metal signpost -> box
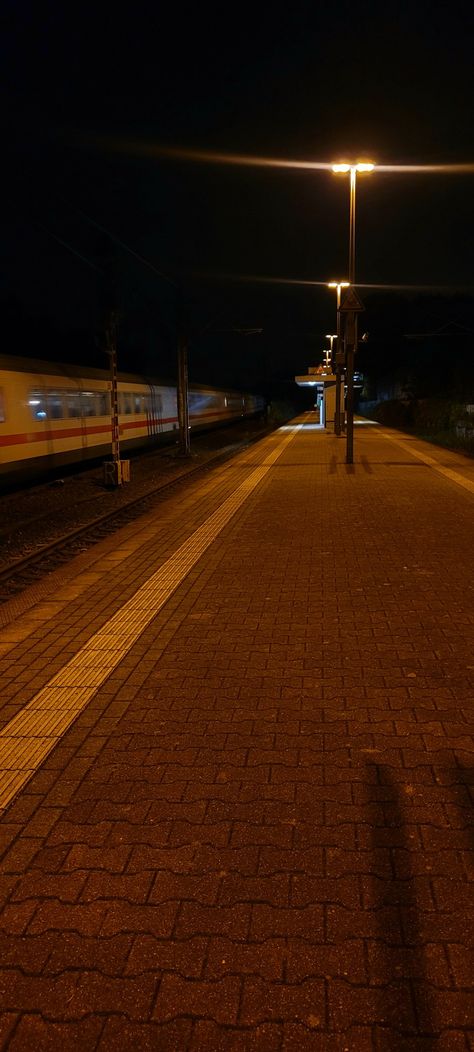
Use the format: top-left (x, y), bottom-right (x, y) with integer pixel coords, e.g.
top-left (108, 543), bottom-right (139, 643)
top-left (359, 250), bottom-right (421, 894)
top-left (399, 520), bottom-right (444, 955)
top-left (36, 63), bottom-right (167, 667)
top-left (339, 287), bottom-right (365, 465)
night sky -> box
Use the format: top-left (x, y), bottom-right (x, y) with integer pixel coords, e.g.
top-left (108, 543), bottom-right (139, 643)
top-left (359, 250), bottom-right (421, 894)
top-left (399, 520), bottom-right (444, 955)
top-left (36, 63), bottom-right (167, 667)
top-left (3, 1), bottom-right (474, 394)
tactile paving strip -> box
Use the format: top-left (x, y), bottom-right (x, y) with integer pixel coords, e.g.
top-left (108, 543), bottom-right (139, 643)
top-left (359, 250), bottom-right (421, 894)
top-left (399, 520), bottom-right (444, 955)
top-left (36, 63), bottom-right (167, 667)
top-left (0, 424), bottom-right (301, 810)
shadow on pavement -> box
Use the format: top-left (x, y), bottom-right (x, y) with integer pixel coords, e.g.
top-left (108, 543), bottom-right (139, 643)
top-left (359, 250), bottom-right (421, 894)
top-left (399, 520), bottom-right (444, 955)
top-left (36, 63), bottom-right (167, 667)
top-left (369, 764), bottom-right (438, 1047)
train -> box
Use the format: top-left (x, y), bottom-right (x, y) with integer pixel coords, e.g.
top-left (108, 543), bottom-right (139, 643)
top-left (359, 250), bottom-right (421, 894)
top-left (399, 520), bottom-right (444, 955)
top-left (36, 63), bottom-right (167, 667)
top-left (0, 355), bottom-right (266, 487)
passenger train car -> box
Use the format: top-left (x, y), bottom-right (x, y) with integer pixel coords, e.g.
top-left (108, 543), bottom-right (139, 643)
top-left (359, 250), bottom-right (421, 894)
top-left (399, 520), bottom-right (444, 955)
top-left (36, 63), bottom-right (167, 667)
top-left (0, 355), bottom-right (265, 486)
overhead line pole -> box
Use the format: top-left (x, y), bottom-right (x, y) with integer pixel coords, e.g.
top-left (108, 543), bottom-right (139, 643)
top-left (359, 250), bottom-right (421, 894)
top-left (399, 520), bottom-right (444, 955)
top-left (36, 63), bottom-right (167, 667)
top-left (177, 299), bottom-right (191, 457)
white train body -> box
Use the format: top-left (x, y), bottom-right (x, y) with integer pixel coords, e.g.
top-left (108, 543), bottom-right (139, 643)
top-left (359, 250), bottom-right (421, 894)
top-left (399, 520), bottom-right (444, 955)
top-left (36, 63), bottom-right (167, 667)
top-left (0, 356), bottom-right (264, 484)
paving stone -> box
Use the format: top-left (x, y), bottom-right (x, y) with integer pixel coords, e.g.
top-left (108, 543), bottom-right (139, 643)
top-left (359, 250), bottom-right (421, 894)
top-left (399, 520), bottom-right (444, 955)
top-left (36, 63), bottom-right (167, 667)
top-left (175, 903), bottom-right (251, 940)
top-left (67, 971), bottom-right (157, 1020)
top-left (44, 932), bottom-right (133, 975)
top-left (149, 870), bottom-right (221, 905)
top-left (100, 901), bottom-right (179, 937)
top-left (98, 1018), bottom-right (193, 1051)
top-left (285, 939), bottom-right (368, 984)
top-left (8, 1016), bottom-right (104, 1051)
top-left (152, 973), bottom-right (241, 1024)
top-left (0, 902), bottom-right (38, 934)
top-left (193, 846), bottom-right (260, 876)
top-left (366, 939), bottom-right (452, 987)
top-left (124, 934), bottom-right (207, 977)
top-left (328, 977), bottom-right (416, 1029)
top-left (446, 943), bottom-right (474, 987)
top-left (219, 874), bottom-right (289, 907)
top-left (1, 838), bottom-right (44, 873)
top-left (11, 871), bottom-right (87, 904)
top-left (240, 976), bottom-right (325, 1026)
top-left (205, 936), bottom-right (286, 981)
top-left (291, 875), bottom-right (360, 909)
top-left (250, 905), bottom-right (324, 940)
top-left (26, 901), bottom-right (108, 936)
top-left (190, 1020), bottom-right (282, 1050)
top-left (283, 1024), bottom-right (373, 1051)
top-left (63, 844), bottom-right (132, 872)
top-left (0, 969), bottom-right (81, 1017)
top-left (80, 869), bottom-right (154, 903)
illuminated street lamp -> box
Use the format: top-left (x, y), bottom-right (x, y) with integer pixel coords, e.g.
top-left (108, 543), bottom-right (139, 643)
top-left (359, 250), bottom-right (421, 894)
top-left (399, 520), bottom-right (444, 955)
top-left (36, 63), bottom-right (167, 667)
top-left (323, 346), bottom-right (332, 370)
top-left (327, 282), bottom-right (349, 435)
top-left (325, 333), bottom-right (338, 368)
top-left (332, 163), bottom-right (374, 462)
top-left (332, 163), bottom-right (375, 283)
top-left (327, 281), bottom-right (349, 302)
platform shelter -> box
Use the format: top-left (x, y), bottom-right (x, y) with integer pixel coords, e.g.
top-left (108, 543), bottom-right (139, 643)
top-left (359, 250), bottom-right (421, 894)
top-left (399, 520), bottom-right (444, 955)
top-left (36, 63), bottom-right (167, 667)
top-left (295, 365), bottom-right (340, 428)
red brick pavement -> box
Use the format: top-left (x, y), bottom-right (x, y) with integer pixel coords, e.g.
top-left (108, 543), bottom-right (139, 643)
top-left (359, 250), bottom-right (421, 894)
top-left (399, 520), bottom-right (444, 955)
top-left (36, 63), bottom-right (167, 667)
top-left (0, 418), bottom-right (473, 1050)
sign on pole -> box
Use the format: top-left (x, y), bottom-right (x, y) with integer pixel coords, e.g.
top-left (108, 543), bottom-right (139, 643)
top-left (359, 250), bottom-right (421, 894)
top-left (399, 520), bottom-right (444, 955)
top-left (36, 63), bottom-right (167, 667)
top-left (339, 288), bottom-right (365, 313)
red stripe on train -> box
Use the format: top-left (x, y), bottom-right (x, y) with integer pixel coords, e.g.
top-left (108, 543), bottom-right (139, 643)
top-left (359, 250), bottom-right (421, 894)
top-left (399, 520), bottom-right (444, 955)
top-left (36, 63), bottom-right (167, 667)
top-left (0, 408), bottom-right (243, 449)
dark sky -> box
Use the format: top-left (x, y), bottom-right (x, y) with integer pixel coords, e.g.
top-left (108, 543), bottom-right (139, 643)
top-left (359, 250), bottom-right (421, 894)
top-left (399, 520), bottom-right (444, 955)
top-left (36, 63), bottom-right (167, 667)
top-left (3, 0), bottom-right (474, 389)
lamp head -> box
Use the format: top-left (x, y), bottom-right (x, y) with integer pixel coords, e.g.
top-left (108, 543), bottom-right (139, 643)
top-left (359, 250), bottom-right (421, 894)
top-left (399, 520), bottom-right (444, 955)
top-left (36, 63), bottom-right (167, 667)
top-left (332, 162), bottom-right (375, 174)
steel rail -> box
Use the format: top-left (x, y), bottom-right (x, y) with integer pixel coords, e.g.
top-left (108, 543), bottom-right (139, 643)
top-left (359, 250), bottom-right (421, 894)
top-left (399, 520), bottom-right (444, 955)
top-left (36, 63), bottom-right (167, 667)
top-left (0, 435), bottom-right (263, 598)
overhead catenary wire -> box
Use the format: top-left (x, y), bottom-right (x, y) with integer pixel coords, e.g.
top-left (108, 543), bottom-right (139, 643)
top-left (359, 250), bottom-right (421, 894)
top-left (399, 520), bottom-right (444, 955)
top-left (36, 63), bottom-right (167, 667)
top-left (63, 202), bottom-right (178, 289)
top-left (35, 221), bottom-right (104, 274)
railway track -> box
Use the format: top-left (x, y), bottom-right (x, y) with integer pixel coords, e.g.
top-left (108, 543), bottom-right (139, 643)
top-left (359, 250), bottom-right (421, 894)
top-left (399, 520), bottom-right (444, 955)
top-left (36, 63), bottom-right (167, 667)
top-left (0, 431), bottom-right (265, 602)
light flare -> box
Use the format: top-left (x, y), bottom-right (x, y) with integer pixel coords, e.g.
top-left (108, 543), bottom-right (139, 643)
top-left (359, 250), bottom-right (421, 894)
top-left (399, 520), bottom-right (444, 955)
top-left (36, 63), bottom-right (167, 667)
top-left (194, 269), bottom-right (474, 292)
top-left (98, 138), bottom-right (331, 171)
top-left (93, 137), bottom-right (474, 175)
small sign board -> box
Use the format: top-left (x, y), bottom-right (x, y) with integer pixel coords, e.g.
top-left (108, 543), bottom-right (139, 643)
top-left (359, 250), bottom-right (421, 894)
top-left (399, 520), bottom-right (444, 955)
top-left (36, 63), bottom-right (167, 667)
top-left (340, 288), bottom-right (365, 312)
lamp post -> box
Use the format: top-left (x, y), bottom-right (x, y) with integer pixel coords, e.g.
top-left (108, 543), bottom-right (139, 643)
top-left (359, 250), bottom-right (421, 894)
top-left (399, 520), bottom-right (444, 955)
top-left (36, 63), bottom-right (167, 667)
top-left (332, 163), bottom-right (374, 283)
top-left (323, 346), bottom-right (332, 370)
top-left (332, 162), bottom-right (374, 462)
top-left (327, 282), bottom-right (349, 435)
top-left (325, 333), bottom-right (338, 369)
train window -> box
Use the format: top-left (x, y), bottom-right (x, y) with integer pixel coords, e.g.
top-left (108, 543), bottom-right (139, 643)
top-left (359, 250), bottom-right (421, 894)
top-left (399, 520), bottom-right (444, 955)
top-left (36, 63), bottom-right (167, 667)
top-left (28, 390), bottom-right (48, 420)
top-left (48, 391), bottom-right (64, 419)
top-left (121, 392), bottom-right (133, 415)
top-left (0, 388), bottom-right (4, 423)
top-left (96, 392), bottom-right (109, 416)
top-left (133, 393), bottom-right (144, 413)
top-left (81, 392), bottom-right (96, 417)
top-left (65, 391), bottom-right (81, 418)
top-left (189, 392), bottom-right (212, 410)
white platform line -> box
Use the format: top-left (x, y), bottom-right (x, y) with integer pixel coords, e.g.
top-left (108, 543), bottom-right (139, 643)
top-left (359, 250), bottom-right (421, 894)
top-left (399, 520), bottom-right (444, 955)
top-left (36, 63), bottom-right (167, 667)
top-left (378, 430), bottom-right (474, 497)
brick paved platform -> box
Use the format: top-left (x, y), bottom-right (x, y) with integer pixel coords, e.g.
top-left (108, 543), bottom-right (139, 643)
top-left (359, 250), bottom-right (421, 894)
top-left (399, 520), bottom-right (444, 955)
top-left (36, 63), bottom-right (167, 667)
top-left (0, 416), bottom-right (473, 1050)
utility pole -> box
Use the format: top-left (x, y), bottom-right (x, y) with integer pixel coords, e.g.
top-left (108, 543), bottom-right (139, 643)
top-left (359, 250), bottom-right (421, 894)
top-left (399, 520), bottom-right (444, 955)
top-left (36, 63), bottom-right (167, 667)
top-left (177, 306), bottom-right (190, 457)
top-left (345, 313), bottom-right (356, 464)
top-left (106, 311), bottom-right (121, 475)
top-left (104, 310), bottom-right (130, 485)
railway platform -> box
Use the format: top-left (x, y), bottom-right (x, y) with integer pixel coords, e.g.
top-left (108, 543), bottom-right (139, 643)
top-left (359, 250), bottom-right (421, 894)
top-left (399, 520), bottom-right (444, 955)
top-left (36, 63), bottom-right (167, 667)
top-left (0, 414), bottom-right (473, 1051)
